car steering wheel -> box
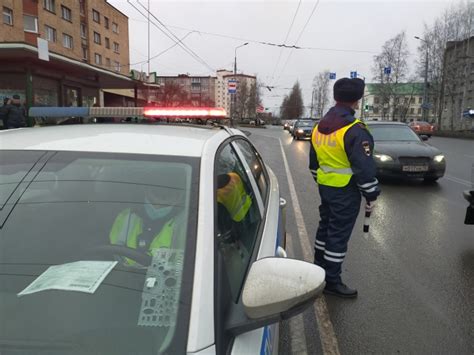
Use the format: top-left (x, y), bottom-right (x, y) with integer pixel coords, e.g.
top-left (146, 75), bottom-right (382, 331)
top-left (86, 245), bottom-right (152, 266)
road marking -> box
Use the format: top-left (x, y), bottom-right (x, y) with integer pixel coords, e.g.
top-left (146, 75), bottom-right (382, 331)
top-left (445, 175), bottom-right (471, 187)
top-left (279, 138), bottom-right (341, 355)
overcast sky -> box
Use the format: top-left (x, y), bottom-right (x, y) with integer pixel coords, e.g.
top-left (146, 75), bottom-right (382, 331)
top-left (110, 0), bottom-right (457, 114)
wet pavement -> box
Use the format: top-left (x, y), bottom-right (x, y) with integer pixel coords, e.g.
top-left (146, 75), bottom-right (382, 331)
top-left (245, 126), bottom-right (474, 354)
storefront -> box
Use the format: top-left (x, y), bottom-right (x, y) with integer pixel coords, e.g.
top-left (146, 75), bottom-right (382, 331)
top-left (0, 43), bottom-right (142, 124)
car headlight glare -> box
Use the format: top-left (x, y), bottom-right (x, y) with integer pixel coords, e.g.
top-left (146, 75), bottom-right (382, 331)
top-left (433, 155), bottom-right (445, 163)
top-left (297, 129), bottom-right (304, 133)
top-left (374, 154), bottom-right (393, 162)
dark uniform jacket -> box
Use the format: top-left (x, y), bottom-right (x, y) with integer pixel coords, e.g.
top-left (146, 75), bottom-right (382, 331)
top-left (2, 103), bottom-right (27, 128)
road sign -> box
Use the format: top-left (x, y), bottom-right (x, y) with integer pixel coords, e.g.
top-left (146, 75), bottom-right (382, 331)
top-left (384, 67), bottom-right (391, 75)
top-left (329, 72), bottom-right (336, 80)
top-left (228, 79), bottom-right (237, 94)
top-left (350, 71), bottom-right (357, 79)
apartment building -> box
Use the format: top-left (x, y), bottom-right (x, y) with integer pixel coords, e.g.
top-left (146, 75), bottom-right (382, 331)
top-left (155, 74), bottom-right (216, 107)
top-left (360, 83), bottom-right (435, 122)
top-left (0, 0), bottom-right (134, 110)
top-left (215, 69), bottom-right (257, 116)
top-left (441, 36), bottom-right (474, 131)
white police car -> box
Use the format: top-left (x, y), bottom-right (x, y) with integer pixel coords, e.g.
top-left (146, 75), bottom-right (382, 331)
top-left (0, 122), bottom-right (325, 354)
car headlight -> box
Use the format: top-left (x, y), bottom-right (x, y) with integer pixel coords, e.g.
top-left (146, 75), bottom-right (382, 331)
top-left (297, 129), bottom-right (304, 133)
top-left (433, 155), bottom-right (445, 163)
top-left (374, 154), bottom-right (393, 162)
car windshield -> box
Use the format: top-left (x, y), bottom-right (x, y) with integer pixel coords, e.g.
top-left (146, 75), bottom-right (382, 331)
top-left (369, 125), bottom-right (421, 142)
top-left (0, 151), bottom-right (198, 354)
top-left (296, 121), bottom-right (314, 127)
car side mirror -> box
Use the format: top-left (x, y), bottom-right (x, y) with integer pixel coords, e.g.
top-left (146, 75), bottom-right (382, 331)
top-left (225, 257), bottom-right (325, 336)
top-left (464, 190), bottom-right (474, 225)
top-left (421, 135), bottom-right (429, 141)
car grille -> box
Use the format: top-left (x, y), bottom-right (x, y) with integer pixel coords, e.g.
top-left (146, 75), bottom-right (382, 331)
top-left (399, 157), bottom-right (430, 165)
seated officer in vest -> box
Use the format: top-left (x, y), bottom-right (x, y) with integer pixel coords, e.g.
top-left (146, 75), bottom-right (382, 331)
top-left (309, 77), bottom-right (380, 298)
top-left (109, 185), bottom-right (185, 266)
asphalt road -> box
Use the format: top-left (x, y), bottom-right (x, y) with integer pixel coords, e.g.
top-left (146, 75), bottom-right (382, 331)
top-left (245, 126), bottom-right (474, 354)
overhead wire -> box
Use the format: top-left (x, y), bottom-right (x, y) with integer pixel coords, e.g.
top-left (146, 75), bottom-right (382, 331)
top-left (126, 0), bottom-right (214, 73)
top-left (126, 31), bottom-right (196, 68)
top-left (275, 0), bottom-right (322, 85)
top-left (134, 0), bottom-right (215, 72)
top-left (128, 18), bottom-right (375, 54)
top-left (270, 0), bottom-right (303, 82)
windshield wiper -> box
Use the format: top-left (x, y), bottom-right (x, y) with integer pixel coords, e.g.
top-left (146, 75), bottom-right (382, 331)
top-left (0, 338), bottom-right (80, 350)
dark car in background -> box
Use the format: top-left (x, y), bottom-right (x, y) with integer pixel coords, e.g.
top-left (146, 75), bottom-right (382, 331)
top-left (367, 121), bottom-right (446, 182)
top-left (292, 119), bottom-right (317, 140)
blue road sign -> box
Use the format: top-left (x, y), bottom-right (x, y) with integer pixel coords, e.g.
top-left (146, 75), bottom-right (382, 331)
top-left (350, 71), bottom-right (357, 79)
top-left (329, 72), bottom-right (336, 80)
top-left (384, 67), bottom-right (392, 75)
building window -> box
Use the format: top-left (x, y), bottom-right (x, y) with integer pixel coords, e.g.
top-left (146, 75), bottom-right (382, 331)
top-left (409, 108), bottom-right (415, 114)
top-left (417, 108), bottom-right (422, 114)
top-left (63, 33), bottom-right (73, 49)
top-left (3, 7), bottom-right (13, 26)
top-left (104, 16), bottom-right (109, 29)
top-left (191, 78), bottom-right (201, 83)
top-left (44, 25), bottom-right (56, 42)
top-left (79, 0), bottom-right (85, 16)
top-left (23, 15), bottom-right (38, 33)
top-left (373, 96), bottom-right (380, 104)
top-left (112, 22), bottom-right (119, 33)
top-left (93, 31), bottom-right (101, 44)
top-left (113, 42), bottom-right (119, 53)
top-left (418, 97), bottom-right (422, 104)
top-left (106, 58), bottom-right (111, 67)
top-left (373, 107), bottom-right (379, 114)
top-left (44, 0), bottom-right (55, 13)
top-left (113, 61), bottom-right (120, 72)
top-left (61, 5), bottom-right (72, 22)
top-left (80, 23), bottom-right (87, 38)
top-left (82, 46), bottom-right (88, 60)
top-left (105, 37), bottom-right (110, 49)
top-left (95, 53), bottom-right (102, 65)
top-left (92, 9), bottom-right (100, 23)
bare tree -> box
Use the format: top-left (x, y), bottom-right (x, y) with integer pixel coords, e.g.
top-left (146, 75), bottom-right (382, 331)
top-left (157, 82), bottom-right (190, 107)
top-left (312, 70), bottom-right (331, 118)
top-left (371, 31), bottom-right (411, 120)
top-left (236, 80), bottom-right (249, 121)
top-left (416, 0), bottom-right (473, 128)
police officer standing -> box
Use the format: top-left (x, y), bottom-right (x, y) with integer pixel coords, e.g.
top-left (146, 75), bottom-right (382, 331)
top-left (309, 77), bottom-right (380, 298)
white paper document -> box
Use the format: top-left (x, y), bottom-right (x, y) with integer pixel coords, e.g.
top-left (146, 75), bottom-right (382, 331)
top-left (18, 261), bottom-right (118, 296)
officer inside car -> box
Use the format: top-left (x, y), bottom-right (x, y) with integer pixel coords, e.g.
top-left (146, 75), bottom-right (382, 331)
top-left (309, 77), bottom-right (380, 298)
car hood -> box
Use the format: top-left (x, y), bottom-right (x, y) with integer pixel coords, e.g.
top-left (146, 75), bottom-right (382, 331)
top-left (374, 141), bottom-right (441, 157)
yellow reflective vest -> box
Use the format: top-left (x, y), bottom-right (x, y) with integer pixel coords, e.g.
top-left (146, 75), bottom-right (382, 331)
top-left (311, 120), bottom-right (362, 187)
top-left (109, 208), bottom-right (174, 265)
top-left (217, 172), bottom-right (252, 222)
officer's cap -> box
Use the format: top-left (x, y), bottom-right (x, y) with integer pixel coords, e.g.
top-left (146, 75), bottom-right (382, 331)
top-left (333, 78), bottom-right (365, 103)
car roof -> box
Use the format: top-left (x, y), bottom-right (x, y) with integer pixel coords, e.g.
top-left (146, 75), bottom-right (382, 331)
top-left (366, 121), bottom-right (408, 126)
top-left (0, 124), bottom-right (233, 157)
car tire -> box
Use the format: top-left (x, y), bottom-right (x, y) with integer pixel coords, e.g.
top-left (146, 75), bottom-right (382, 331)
top-left (424, 177), bottom-right (439, 183)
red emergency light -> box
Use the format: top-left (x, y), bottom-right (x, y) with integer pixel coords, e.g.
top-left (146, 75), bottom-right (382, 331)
top-left (143, 107), bottom-right (227, 118)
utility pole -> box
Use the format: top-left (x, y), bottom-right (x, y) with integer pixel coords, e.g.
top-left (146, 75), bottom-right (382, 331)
top-left (310, 88), bottom-right (315, 118)
top-left (231, 43), bottom-right (248, 127)
top-left (415, 36), bottom-right (429, 122)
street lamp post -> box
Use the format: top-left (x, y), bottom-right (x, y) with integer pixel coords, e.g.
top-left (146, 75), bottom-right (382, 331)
top-left (231, 42), bottom-right (248, 127)
top-left (415, 36), bottom-right (429, 121)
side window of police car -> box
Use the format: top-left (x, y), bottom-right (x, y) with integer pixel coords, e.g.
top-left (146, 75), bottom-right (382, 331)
top-left (215, 143), bottom-right (262, 302)
top-left (233, 139), bottom-right (268, 203)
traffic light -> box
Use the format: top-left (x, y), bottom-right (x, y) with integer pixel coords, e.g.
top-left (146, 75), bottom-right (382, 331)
top-left (364, 104), bottom-right (369, 112)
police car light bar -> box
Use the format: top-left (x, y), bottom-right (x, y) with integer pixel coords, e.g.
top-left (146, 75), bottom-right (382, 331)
top-left (143, 107), bottom-right (227, 118)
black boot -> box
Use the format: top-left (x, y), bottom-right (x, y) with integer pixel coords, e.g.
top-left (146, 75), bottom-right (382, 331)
top-left (323, 282), bottom-right (358, 298)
